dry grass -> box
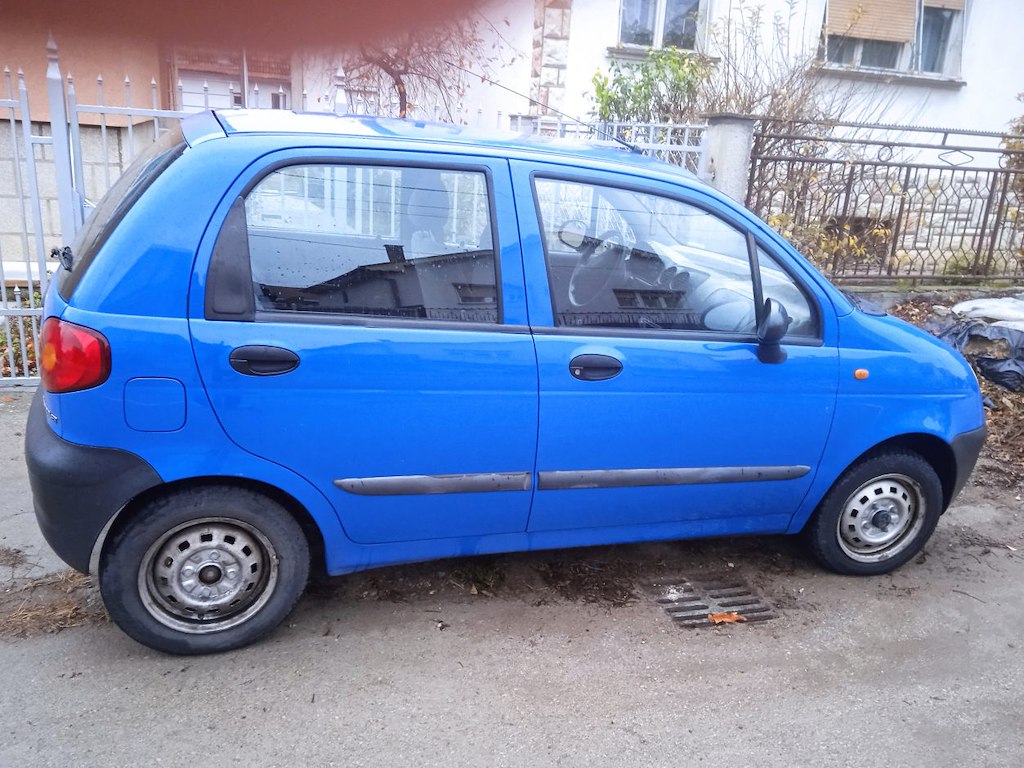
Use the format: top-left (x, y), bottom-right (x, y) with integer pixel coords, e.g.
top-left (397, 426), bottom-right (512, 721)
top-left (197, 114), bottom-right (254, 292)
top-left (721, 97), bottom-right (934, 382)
top-left (0, 570), bottom-right (108, 638)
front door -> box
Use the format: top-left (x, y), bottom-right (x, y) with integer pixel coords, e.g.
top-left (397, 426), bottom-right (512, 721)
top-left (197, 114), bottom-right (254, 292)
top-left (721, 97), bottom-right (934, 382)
top-left (512, 164), bottom-right (839, 535)
top-left (190, 152), bottom-right (537, 544)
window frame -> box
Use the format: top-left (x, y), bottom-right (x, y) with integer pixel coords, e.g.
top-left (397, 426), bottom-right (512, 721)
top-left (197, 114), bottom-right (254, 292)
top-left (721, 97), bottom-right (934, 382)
top-left (528, 171), bottom-right (822, 346)
top-left (205, 156), bottom-right (509, 331)
top-left (618, 0), bottom-right (702, 51)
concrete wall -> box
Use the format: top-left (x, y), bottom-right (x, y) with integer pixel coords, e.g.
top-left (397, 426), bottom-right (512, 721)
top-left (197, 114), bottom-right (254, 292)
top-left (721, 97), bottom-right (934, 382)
top-left (0, 21), bottom-right (167, 124)
top-left (0, 120), bottom-right (154, 267)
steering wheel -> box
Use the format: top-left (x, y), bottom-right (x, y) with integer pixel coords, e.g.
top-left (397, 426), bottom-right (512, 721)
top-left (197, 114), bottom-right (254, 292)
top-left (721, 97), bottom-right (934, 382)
top-left (568, 229), bottom-right (628, 308)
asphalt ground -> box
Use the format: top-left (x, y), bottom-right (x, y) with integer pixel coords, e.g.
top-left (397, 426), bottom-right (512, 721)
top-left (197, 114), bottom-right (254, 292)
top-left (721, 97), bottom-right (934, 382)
top-left (2, 388), bottom-right (1022, 767)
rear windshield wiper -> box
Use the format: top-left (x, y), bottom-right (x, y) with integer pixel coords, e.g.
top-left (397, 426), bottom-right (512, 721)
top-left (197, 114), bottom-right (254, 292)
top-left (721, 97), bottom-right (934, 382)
top-left (51, 245), bottom-right (74, 272)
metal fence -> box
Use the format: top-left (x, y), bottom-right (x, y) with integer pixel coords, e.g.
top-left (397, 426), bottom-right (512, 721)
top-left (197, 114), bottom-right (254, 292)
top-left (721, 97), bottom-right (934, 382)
top-left (512, 115), bottom-right (707, 175)
top-left (1, 67), bottom-right (49, 383)
top-left (747, 120), bottom-right (1024, 283)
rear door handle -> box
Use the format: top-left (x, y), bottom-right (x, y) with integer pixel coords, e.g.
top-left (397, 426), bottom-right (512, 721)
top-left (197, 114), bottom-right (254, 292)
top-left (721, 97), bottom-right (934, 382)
top-left (229, 345), bottom-right (300, 376)
top-left (569, 354), bottom-right (623, 381)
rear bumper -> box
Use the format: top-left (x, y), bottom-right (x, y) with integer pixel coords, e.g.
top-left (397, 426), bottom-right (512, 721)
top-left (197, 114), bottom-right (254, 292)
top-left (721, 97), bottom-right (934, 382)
top-left (949, 423), bottom-right (987, 504)
top-left (25, 389), bottom-right (161, 572)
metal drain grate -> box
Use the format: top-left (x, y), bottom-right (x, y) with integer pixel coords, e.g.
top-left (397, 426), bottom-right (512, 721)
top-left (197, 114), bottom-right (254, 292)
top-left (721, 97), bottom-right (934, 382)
top-left (646, 576), bottom-right (777, 627)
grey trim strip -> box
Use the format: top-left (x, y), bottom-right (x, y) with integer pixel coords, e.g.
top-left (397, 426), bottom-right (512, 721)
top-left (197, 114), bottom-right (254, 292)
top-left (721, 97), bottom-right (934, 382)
top-left (537, 465), bottom-right (810, 491)
top-left (335, 471), bottom-right (533, 496)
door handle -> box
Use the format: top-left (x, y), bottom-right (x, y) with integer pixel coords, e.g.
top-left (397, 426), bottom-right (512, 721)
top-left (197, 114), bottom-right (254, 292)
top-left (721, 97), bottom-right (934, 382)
top-left (569, 354), bottom-right (622, 382)
top-left (229, 345), bottom-right (300, 376)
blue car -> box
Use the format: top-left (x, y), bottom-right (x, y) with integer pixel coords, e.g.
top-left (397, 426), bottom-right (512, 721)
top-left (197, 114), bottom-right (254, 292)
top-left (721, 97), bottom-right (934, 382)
top-left (26, 111), bottom-right (986, 654)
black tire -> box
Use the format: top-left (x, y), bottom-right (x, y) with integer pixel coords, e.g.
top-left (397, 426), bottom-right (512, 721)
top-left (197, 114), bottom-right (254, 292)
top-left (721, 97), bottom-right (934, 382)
top-left (100, 486), bottom-right (310, 655)
top-left (804, 451), bottom-right (943, 576)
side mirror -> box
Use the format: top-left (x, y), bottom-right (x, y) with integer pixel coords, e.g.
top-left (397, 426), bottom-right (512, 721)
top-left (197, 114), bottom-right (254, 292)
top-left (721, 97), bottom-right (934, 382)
top-left (756, 299), bottom-right (791, 364)
top-left (558, 220), bottom-right (587, 250)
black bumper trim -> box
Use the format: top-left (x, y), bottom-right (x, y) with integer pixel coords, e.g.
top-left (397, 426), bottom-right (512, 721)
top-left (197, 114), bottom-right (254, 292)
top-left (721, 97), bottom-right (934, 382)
top-left (25, 389), bottom-right (162, 572)
top-left (950, 423), bottom-right (987, 504)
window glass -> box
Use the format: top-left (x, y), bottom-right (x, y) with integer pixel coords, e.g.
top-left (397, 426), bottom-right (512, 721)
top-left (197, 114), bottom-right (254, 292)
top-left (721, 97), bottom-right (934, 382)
top-left (826, 35), bottom-right (854, 64)
top-left (245, 165), bottom-right (497, 322)
top-left (663, 0), bottom-right (700, 49)
top-left (758, 248), bottom-right (816, 338)
top-left (920, 7), bottom-right (954, 73)
top-left (620, 0), bottom-right (657, 46)
top-left (534, 178), bottom-right (816, 338)
top-left (59, 125), bottom-right (186, 301)
top-left (860, 39), bottom-right (900, 68)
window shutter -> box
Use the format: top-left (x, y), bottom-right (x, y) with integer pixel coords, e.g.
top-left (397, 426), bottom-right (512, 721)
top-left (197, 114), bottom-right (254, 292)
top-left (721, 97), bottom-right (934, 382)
top-left (826, 0), bottom-right (917, 43)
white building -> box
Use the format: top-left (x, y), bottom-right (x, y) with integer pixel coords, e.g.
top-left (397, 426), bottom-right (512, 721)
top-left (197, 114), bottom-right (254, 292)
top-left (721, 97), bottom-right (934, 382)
top-left (436, 0), bottom-right (1022, 133)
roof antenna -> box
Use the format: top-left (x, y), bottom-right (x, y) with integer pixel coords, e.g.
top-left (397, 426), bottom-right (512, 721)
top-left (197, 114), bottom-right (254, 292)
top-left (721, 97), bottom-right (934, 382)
top-left (442, 60), bottom-right (642, 154)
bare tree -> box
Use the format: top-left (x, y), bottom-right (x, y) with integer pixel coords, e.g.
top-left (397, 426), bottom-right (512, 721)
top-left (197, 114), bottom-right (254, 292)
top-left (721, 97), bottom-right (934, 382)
top-left (335, 16), bottom-right (519, 120)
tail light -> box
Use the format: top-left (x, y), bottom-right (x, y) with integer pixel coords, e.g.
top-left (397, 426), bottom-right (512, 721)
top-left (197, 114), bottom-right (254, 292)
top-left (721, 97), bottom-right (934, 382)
top-left (40, 317), bottom-right (111, 394)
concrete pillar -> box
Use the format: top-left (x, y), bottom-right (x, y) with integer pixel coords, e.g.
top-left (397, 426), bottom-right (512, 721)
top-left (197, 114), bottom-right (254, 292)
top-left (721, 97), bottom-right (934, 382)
top-left (703, 113), bottom-right (756, 204)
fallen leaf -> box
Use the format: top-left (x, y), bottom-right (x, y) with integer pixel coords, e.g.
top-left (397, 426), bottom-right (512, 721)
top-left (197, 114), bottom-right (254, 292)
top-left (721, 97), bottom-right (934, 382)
top-left (708, 612), bottom-right (746, 624)
top-left (1, 396), bottom-right (14, 403)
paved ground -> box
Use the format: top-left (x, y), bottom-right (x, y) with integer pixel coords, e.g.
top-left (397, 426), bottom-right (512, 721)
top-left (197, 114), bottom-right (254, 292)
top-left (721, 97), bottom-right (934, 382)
top-left (2, 388), bottom-right (1023, 767)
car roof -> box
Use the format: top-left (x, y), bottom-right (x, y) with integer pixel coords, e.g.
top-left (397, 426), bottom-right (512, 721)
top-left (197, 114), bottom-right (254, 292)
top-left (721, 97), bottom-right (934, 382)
top-left (186, 109), bottom-right (701, 183)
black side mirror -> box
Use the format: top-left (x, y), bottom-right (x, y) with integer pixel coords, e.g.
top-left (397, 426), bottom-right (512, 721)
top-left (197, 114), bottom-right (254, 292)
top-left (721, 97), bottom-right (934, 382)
top-left (757, 299), bottom-right (791, 364)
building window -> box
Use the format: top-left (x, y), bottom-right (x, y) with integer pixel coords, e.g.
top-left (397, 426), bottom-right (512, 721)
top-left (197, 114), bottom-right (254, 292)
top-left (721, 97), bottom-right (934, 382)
top-left (823, 0), bottom-right (965, 77)
top-left (619, 0), bottom-right (701, 49)
top-left (271, 91), bottom-right (287, 110)
top-left (826, 36), bottom-right (902, 69)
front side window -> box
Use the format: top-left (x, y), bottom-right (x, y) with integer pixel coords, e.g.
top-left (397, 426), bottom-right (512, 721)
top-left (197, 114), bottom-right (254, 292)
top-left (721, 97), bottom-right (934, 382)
top-left (620, 0), bottom-right (700, 49)
top-left (534, 177), bottom-right (816, 338)
top-left (244, 164), bottom-right (497, 323)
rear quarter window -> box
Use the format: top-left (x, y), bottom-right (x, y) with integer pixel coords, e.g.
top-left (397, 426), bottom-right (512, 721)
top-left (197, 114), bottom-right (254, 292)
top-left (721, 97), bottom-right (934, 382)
top-left (57, 125), bottom-right (187, 301)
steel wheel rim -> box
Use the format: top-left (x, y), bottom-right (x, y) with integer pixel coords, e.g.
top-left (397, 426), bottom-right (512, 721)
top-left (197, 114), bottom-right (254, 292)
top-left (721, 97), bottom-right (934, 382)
top-left (138, 517), bottom-right (279, 634)
top-left (836, 473), bottom-right (926, 563)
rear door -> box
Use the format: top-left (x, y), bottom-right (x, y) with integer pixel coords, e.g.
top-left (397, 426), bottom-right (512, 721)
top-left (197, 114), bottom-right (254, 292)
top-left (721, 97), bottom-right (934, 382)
top-left (511, 162), bottom-right (839, 534)
top-left (190, 151), bottom-right (538, 544)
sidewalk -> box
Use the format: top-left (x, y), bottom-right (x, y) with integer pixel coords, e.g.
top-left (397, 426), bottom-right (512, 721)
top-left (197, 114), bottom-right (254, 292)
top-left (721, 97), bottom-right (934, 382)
top-left (0, 388), bottom-right (63, 578)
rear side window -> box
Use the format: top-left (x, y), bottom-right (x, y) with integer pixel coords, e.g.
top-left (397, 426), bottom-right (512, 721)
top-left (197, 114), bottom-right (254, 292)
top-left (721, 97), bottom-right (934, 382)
top-left (58, 125), bottom-right (186, 300)
top-left (240, 164), bottom-right (497, 324)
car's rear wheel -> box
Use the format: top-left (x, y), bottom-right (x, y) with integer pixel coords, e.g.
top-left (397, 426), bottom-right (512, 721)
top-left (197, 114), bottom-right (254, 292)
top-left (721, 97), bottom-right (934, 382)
top-left (100, 486), bottom-right (309, 654)
top-left (804, 451), bottom-right (943, 575)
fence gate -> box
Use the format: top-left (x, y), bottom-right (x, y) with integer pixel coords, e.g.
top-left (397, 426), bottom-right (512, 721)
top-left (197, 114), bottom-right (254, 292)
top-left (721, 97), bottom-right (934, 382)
top-left (1, 67), bottom-right (49, 384)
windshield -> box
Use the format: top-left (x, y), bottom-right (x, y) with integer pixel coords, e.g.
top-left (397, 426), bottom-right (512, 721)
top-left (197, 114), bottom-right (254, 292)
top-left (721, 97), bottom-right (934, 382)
top-left (58, 124), bottom-right (187, 300)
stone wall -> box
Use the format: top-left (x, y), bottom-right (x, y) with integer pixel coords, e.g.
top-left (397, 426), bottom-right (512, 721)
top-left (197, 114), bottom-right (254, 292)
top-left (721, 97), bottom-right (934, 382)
top-left (529, 0), bottom-right (573, 115)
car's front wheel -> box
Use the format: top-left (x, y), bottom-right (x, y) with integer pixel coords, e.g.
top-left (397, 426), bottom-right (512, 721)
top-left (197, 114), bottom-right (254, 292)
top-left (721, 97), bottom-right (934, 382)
top-left (100, 486), bottom-right (310, 654)
top-left (804, 451), bottom-right (944, 575)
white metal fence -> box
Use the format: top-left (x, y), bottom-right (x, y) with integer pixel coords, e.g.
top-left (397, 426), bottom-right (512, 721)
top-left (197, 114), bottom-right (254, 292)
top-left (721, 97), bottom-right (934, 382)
top-left (1, 67), bottom-right (49, 383)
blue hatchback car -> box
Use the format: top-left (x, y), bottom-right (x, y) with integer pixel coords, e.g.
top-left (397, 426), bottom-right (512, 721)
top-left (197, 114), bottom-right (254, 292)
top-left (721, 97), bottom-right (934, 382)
top-left (27, 110), bottom-right (986, 654)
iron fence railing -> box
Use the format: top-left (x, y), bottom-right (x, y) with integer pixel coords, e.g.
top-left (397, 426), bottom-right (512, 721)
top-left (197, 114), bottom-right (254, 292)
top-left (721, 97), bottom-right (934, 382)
top-left (747, 120), bottom-right (1024, 283)
top-left (511, 115), bottom-right (708, 176)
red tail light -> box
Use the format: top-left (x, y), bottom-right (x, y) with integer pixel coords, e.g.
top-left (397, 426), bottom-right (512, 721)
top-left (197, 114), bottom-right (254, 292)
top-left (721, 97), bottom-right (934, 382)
top-left (40, 317), bottom-right (111, 394)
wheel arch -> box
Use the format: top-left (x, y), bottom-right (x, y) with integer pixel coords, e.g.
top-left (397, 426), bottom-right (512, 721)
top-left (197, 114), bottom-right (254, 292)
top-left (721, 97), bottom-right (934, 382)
top-left (799, 432), bottom-right (957, 535)
top-left (857, 433), bottom-right (957, 511)
top-left (91, 476), bottom-right (327, 579)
